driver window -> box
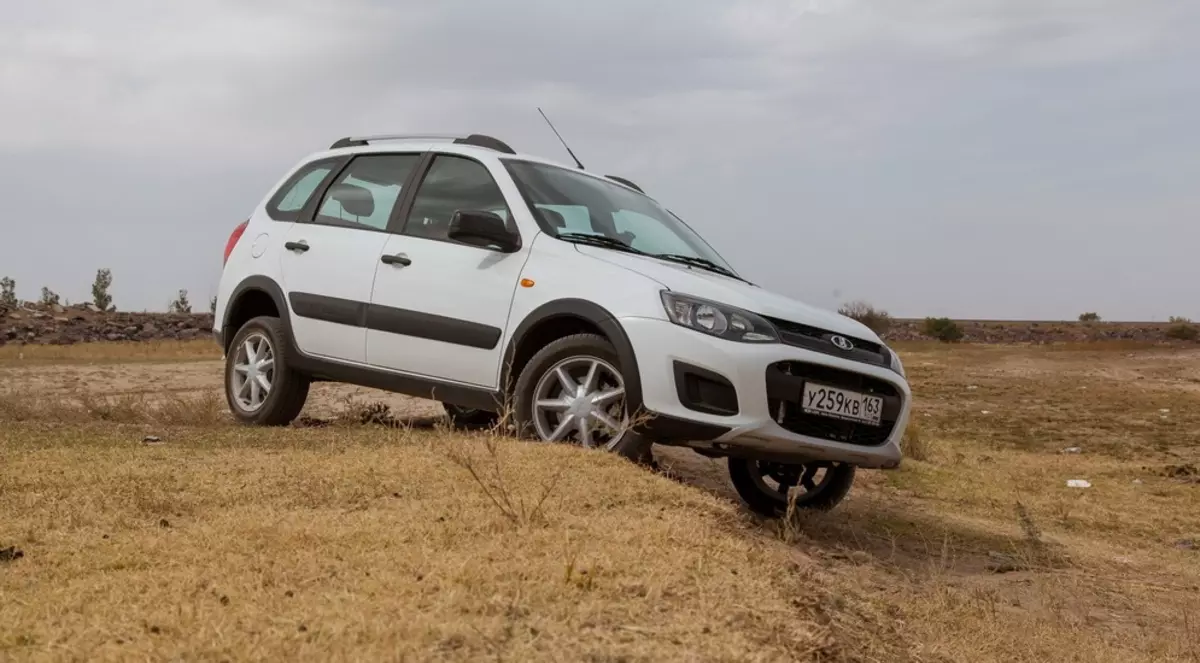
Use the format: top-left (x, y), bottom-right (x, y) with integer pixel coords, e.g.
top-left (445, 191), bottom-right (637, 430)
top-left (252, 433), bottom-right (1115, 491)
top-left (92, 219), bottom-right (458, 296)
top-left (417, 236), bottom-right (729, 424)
top-left (404, 155), bottom-right (511, 242)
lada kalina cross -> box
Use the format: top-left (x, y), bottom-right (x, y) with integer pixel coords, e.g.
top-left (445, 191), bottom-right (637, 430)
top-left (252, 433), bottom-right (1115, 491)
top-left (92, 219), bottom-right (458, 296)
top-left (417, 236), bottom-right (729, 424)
top-left (212, 133), bottom-right (912, 516)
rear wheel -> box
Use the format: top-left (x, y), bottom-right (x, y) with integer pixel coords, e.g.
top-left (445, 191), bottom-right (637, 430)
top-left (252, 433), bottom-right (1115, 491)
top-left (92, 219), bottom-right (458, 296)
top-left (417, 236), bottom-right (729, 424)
top-left (513, 334), bottom-right (653, 465)
top-left (224, 316), bottom-right (309, 426)
top-left (728, 458), bottom-right (855, 517)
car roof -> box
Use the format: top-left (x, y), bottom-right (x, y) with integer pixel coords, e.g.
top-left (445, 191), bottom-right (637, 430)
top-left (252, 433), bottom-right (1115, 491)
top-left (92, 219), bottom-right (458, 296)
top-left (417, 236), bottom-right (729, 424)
top-left (304, 135), bottom-right (649, 195)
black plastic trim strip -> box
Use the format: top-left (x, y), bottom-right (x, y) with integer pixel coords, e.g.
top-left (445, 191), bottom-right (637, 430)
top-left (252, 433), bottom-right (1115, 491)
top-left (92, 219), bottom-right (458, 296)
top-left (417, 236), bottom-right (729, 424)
top-left (287, 291), bottom-right (501, 350)
top-left (641, 414), bottom-right (731, 442)
top-left (288, 292), bottom-right (366, 328)
top-left (364, 305), bottom-right (501, 350)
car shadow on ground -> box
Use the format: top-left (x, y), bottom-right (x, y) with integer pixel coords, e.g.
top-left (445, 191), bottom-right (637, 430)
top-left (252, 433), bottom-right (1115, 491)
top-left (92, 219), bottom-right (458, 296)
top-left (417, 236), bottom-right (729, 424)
top-left (652, 444), bottom-right (1052, 578)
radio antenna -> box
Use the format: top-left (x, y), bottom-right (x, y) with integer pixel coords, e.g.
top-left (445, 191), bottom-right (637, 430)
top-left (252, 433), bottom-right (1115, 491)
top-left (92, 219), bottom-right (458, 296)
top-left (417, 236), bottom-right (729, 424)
top-left (537, 107), bottom-right (585, 170)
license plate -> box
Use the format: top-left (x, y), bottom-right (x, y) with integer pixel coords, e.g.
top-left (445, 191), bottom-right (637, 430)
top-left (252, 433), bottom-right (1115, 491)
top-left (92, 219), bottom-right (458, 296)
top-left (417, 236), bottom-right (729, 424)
top-left (801, 382), bottom-right (883, 426)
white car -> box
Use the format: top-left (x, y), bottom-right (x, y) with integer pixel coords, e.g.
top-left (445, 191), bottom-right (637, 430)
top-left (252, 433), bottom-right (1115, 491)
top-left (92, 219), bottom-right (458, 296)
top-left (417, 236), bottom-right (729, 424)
top-left (213, 133), bottom-right (912, 516)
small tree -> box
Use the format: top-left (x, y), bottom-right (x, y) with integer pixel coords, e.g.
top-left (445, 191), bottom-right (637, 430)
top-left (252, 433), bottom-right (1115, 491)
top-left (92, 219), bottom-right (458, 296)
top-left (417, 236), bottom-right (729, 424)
top-left (209, 295), bottom-right (217, 315)
top-left (923, 317), bottom-right (964, 343)
top-left (40, 287), bottom-right (61, 307)
top-left (838, 300), bottom-right (893, 336)
top-left (92, 268), bottom-right (114, 312)
top-left (1078, 312), bottom-right (1100, 322)
top-left (169, 289), bottom-right (192, 314)
top-left (1166, 317), bottom-right (1198, 342)
top-left (0, 277), bottom-right (16, 308)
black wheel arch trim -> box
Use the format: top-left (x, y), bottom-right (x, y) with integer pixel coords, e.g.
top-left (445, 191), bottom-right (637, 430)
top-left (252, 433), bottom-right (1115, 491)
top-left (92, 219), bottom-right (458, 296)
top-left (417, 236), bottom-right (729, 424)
top-left (222, 275), bottom-right (294, 354)
top-left (501, 298), bottom-right (645, 418)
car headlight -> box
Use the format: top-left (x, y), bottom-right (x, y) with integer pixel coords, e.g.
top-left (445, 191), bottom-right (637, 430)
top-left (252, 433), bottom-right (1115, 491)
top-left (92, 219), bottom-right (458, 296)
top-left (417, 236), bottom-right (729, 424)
top-left (660, 291), bottom-right (779, 343)
top-left (885, 346), bottom-right (906, 377)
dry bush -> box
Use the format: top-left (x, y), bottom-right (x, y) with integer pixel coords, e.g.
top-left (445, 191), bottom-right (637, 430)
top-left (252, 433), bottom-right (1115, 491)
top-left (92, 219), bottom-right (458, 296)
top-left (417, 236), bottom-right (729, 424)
top-left (0, 276), bottom-right (16, 308)
top-left (901, 420), bottom-right (933, 462)
top-left (1166, 321), bottom-right (1199, 341)
top-left (0, 390), bottom-right (226, 426)
top-left (838, 300), bottom-right (893, 336)
top-left (1078, 312), bottom-right (1101, 322)
top-left (443, 430), bottom-right (565, 527)
top-left (923, 316), bottom-right (964, 342)
top-left (0, 339), bottom-right (219, 365)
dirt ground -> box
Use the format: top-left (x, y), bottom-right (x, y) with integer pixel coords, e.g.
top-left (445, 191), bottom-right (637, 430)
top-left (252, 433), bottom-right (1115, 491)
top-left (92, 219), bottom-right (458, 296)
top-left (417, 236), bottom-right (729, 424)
top-left (2, 342), bottom-right (1199, 661)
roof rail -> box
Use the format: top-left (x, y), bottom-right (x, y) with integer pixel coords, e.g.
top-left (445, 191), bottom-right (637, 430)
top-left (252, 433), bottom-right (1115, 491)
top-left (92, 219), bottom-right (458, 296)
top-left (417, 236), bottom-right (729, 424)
top-left (605, 175), bottom-right (645, 193)
top-left (329, 133), bottom-right (516, 154)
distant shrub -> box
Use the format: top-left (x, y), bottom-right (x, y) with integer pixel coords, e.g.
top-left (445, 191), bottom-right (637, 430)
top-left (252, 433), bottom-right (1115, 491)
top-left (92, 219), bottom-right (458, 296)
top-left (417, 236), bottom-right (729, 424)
top-left (837, 300), bottom-right (893, 336)
top-left (39, 287), bottom-right (60, 307)
top-left (0, 277), bottom-right (15, 308)
top-left (209, 295), bottom-right (217, 315)
top-left (92, 268), bottom-right (114, 312)
top-left (1166, 323), bottom-right (1198, 342)
top-left (1078, 312), bottom-right (1100, 322)
top-left (1168, 316), bottom-right (1192, 324)
top-left (168, 289), bottom-right (192, 314)
top-left (923, 317), bottom-right (964, 343)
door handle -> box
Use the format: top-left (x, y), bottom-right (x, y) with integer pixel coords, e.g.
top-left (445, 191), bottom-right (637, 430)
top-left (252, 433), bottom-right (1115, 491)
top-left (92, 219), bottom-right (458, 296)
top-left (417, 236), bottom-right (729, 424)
top-left (285, 241), bottom-right (310, 253)
top-left (380, 253), bottom-right (412, 267)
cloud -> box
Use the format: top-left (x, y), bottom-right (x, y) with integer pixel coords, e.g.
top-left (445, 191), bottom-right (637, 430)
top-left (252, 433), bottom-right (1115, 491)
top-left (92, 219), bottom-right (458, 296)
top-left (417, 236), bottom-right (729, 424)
top-left (0, 0), bottom-right (1196, 318)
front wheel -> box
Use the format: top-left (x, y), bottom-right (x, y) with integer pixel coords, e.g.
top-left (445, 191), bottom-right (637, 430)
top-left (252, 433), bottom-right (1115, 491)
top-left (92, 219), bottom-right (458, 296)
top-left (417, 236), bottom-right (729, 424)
top-left (512, 333), bottom-right (653, 465)
top-left (728, 458), bottom-right (855, 517)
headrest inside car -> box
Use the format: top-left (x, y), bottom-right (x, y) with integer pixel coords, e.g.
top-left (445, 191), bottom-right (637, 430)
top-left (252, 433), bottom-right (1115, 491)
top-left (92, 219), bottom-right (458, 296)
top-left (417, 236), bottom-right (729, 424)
top-left (327, 183), bottom-right (375, 218)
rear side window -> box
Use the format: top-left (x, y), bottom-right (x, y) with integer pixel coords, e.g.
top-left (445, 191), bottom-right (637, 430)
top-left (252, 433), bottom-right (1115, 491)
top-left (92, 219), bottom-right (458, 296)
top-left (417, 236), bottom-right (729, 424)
top-left (313, 154), bottom-right (421, 231)
top-left (265, 158), bottom-right (341, 222)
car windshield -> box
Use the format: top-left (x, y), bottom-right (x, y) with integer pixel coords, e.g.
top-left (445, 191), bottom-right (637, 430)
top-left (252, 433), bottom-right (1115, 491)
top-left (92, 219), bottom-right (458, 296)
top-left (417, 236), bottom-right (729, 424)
top-left (503, 160), bottom-right (737, 276)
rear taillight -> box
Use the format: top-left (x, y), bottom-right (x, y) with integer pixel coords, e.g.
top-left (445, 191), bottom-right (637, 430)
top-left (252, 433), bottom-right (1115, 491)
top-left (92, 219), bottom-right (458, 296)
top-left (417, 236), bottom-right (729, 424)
top-left (223, 220), bottom-right (250, 266)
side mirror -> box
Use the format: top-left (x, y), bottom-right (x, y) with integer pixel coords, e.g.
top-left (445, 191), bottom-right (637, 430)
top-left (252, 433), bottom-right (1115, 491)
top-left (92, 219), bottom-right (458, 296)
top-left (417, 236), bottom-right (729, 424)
top-left (447, 210), bottom-right (520, 252)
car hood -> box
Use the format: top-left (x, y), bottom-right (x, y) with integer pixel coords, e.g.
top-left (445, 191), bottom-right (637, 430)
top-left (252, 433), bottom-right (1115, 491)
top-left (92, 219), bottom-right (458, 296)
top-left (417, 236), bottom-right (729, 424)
top-left (573, 245), bottom-right (882, 342)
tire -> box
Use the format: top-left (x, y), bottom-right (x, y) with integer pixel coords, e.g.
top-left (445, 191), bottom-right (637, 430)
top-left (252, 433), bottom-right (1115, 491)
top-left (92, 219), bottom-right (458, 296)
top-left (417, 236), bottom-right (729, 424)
top-left (728, 458), bottom-right (855, 517)
top-left (512, 333), bottom-right (653, 465)
top-left (224, 315), bottom-right (310, 426)
top-left (443, 403), bottom-right (500, 431)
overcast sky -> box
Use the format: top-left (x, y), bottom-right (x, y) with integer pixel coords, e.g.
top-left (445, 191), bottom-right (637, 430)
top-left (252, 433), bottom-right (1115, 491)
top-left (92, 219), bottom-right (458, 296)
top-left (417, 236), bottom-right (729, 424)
top-left (1, 0), bottom-right (1195, 320)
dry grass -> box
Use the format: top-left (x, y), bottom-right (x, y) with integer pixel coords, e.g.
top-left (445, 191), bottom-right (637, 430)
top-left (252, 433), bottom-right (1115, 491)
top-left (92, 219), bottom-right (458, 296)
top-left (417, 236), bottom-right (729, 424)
top-left (1, 342), bottom-right (1199, 661)
top-left (0, 339), bottom-right (219, 366)
top-left (0, 424), bottom-right (871, 661)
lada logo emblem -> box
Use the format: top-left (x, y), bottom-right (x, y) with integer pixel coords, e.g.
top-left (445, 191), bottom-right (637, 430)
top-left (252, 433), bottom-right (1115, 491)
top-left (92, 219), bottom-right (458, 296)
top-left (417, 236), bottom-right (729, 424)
top-left (830, 335), bottom-right (854, 351)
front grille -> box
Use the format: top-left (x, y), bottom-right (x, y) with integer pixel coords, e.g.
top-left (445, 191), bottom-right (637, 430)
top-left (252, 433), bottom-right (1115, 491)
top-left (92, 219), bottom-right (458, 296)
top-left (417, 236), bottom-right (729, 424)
top-left (763, 316), bottom-right (889, 368)
top-left (765, 361), bottom-right (901, 446)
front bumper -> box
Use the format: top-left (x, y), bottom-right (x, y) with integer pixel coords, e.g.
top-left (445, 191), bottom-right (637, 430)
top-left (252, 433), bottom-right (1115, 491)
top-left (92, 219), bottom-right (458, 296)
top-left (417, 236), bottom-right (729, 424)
top-left (620, 317), bottom-right (911, 469)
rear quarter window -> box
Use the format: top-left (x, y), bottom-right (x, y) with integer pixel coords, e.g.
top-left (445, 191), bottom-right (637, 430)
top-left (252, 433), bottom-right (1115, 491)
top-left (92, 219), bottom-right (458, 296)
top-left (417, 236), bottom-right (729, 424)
top-left (265, 157), bottom-right (343, 222)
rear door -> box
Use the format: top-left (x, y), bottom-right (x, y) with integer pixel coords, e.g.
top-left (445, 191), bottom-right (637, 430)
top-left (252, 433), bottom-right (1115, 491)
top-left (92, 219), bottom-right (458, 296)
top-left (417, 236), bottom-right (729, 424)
top-left (366, 153), bottom-right (531, 388)
top-left (278, 153), bottom-right (423, 364)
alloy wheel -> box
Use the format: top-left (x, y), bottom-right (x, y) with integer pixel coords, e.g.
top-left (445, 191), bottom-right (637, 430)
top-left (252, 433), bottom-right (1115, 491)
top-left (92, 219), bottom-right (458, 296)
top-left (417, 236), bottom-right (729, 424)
top-left (531, 355), bottom-right (629, 449)
top-left (230, 332), bottom-right (275, 412)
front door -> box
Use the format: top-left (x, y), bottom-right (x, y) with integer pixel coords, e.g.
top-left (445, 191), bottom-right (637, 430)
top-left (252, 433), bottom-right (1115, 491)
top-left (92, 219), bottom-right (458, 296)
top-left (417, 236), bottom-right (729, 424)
top-left (279, 153), bottom-right (423, 364)
top-left (367, 154), bottom-right (530, 388)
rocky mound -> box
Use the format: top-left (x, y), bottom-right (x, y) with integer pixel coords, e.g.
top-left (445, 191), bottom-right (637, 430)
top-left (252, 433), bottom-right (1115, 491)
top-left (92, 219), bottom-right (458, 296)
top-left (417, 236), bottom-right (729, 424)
top-left (0, 301), bottom-right (1192, 346)
top-left (2, 302), bottom-right (213, 346)
top-left (884, 319), bottom-right (1187, 344)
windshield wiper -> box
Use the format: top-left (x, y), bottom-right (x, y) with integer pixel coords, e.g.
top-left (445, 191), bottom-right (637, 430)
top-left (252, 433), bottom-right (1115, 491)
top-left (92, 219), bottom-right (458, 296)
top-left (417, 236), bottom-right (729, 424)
top-left (555, 232), bottom-right (647, 255)
top-left (653, 254), bottom-right (745, 281)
